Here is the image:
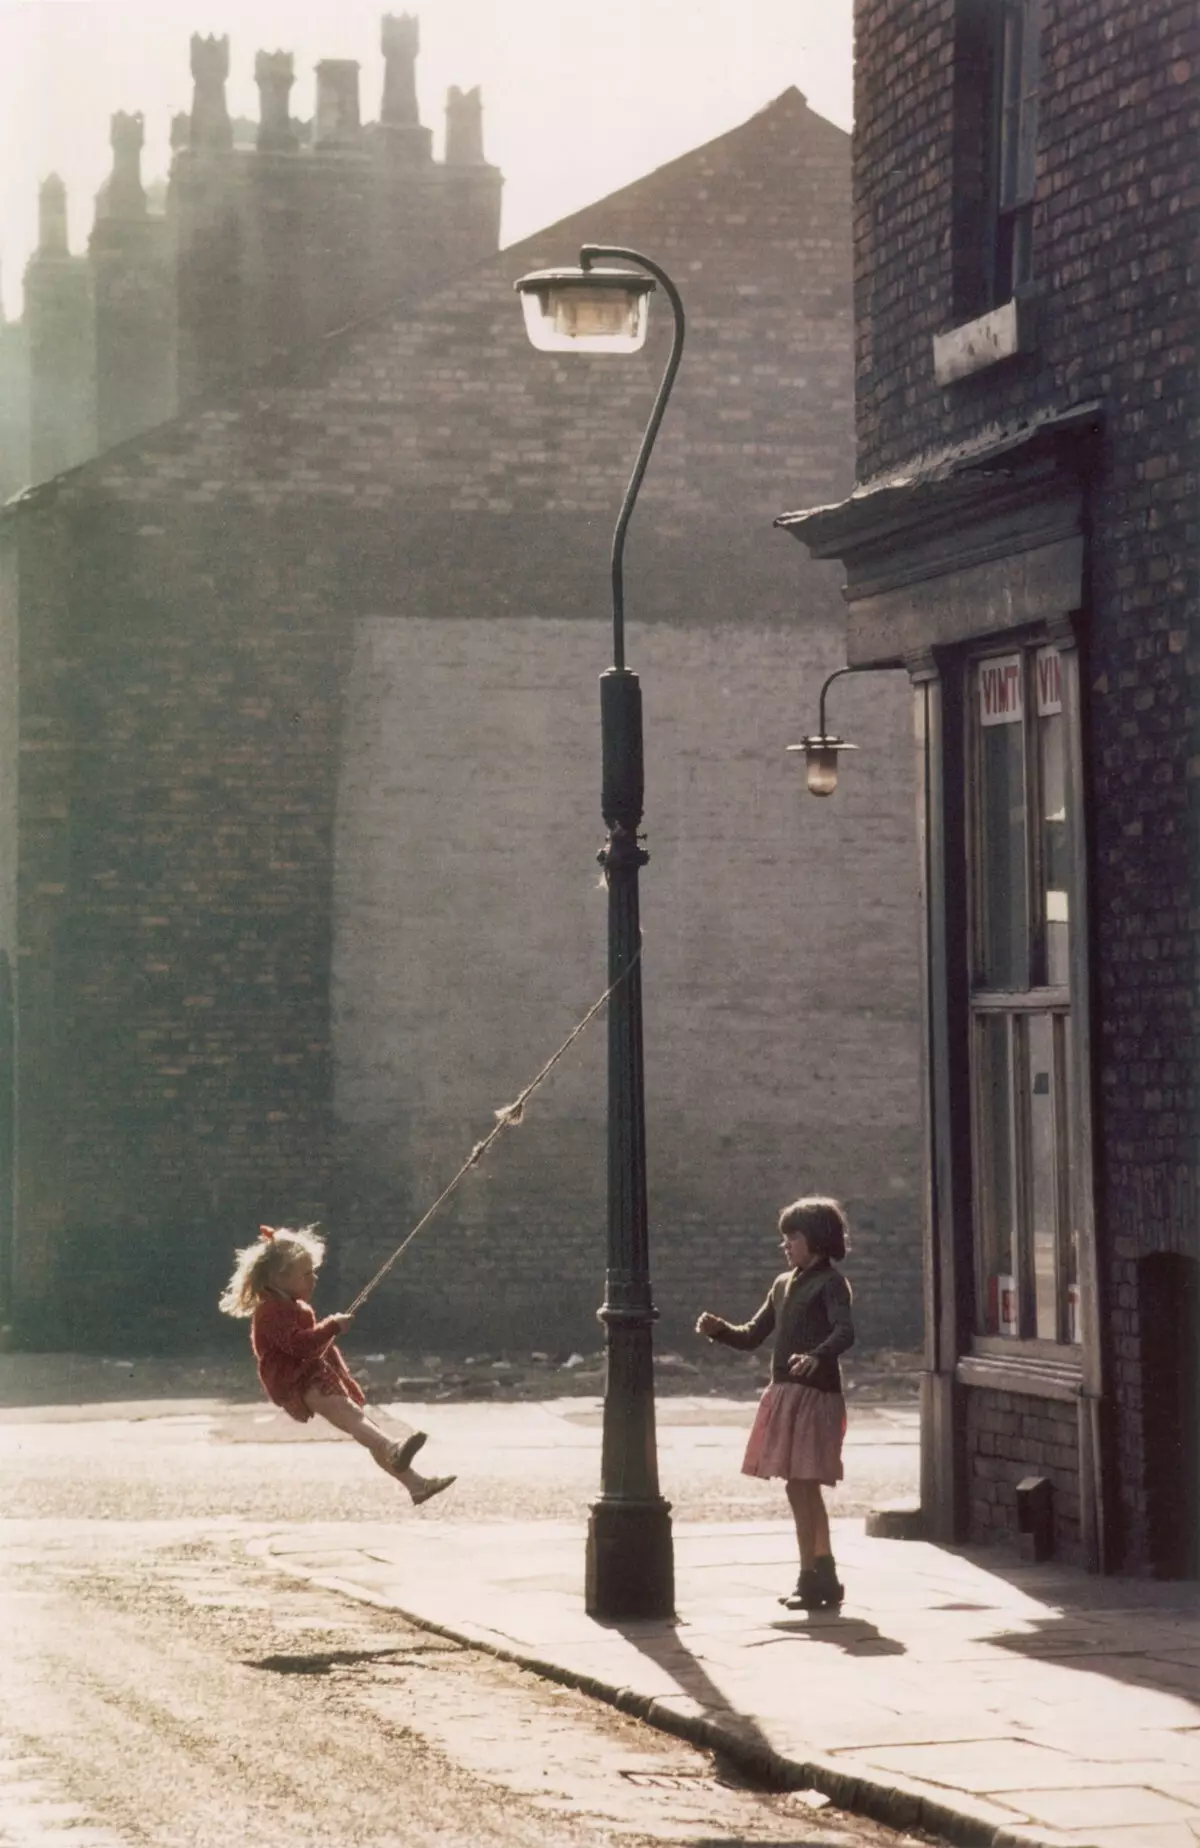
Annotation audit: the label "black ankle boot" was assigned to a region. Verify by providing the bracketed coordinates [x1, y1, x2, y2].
[812, 1554, 844, 1607]
[779, 1567, 822, 1609]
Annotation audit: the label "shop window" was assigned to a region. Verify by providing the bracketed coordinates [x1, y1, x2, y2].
[969, 644, 1079, 1344]
[952, 0, 1043, 318]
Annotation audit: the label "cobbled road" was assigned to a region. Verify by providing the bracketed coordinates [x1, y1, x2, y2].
[0, 1368, 923, 1847]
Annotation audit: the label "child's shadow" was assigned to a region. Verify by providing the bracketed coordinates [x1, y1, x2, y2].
[763, 1613, 906, 1657]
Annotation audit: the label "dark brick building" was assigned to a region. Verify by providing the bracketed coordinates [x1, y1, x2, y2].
[0, 15, 501, 495]
[782, 0, 1198, 1574]
[0, 89, 924, 1359]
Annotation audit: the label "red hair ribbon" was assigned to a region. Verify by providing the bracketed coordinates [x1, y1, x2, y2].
[258, 1225, 276, 1241]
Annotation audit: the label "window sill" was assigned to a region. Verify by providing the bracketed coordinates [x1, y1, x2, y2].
[957, 1342, 1082, 1402]
[932, 297, 1036, 386]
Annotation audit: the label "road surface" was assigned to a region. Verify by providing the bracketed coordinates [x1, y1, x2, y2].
[0, 1382, 921, 1846]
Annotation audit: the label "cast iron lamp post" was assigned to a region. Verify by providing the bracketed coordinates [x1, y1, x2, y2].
[787, 665, 861, 796]
[515, 245, 682, 1619]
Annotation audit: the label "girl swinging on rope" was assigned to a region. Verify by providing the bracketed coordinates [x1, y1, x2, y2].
[217, 948, 641, 1507]
[219, 1224, 456, 1506]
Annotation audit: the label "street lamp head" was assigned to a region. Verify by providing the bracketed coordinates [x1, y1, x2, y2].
[787, 735, 858, 798]
[514, 264, 656, 354]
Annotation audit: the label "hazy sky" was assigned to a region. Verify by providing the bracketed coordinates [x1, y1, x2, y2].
[0, 0, 853, 319]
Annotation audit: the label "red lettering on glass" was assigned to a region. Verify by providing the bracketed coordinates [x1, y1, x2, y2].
[1037, 650, 1063, 716]
[980, 657, 1023, 725]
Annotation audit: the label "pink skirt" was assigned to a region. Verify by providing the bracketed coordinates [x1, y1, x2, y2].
[742, 1381, 847, 1485]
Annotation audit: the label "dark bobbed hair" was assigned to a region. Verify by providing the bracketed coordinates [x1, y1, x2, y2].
[778, 1196, 849, 1262]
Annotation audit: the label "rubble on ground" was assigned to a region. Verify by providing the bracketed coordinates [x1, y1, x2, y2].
[357, 1344, 922, 1405]
[0, 1344, 923, 1408]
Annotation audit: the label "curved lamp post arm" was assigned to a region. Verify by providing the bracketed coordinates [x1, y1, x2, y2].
[816, 664, 861, 738]
[580, 245, 685, 672]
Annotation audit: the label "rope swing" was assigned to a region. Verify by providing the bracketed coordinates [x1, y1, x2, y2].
[343, 940, 642, 1316]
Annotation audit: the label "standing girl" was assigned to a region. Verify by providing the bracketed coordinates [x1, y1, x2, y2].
[219, 1224, 455, 1506]
[695, 1196, 854, 1609]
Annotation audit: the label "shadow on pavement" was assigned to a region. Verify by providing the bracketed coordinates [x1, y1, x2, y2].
[604, 1616, 787, 1774]
[764, 1613, 906, 1655]
[949, 1544, 1200, 1710]
[247, 1640, 460, 1675]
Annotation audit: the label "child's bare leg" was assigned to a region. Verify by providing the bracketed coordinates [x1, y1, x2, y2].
[785, 1478, 816, 1569]
[304, 1391, 432, 1498]
[809, 1483, 832, 1559]
[305, 1390, 394, 1465]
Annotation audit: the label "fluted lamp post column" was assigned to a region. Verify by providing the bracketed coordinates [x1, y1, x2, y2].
[514, 246, 683, 1619]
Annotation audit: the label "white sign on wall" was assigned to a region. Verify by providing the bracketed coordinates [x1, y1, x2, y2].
[979, 654, 1023, 726]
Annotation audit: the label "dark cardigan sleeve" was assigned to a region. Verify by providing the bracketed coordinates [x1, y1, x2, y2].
[809, 1271, 855, 1360]
[708, 1288, 777, 1351]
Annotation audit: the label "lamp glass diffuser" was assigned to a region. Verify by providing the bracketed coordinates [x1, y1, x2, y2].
[787, 736, 858, 798]
[516, 268, 654, 353]
[805, 745, 841, 798]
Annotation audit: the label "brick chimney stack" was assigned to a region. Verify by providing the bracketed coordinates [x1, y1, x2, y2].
[381, 13, 420, 126]
[379, 14, 432, 162]
[189, 34, 233, 154]
[256, 51, 298, 153]
[245, 49, 307, 374]
[90, 114, 175, 450]
[37, 174, 70, 254]
[173, 36, 240, 397]
[445, 86, 485, 166]
[25, 176, 95, 477]
[96, 112, 148, 221]
[314, 60, 362, 148]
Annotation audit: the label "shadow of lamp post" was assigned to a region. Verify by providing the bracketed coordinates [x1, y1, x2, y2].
[514, 244, 683, 1620]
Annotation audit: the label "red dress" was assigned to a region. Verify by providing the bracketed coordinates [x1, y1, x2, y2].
[251, 1292, 367, 1423]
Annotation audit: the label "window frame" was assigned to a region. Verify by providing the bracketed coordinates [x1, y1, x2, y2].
[991, 0, 1042, 298]
[952, 0, 1044, 318]
[965, 638, 1080, 1351]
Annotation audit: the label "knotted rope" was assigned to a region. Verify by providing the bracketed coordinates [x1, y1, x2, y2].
[343, 941, 642, 1316]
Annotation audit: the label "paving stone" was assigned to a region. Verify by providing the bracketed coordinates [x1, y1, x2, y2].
[1075, 1829, 1200, 1848]
[1008, 1785, 1200, 1829]
[254, 1511, 1200, 1848]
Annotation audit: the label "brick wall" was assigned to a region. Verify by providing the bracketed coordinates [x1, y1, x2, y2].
[0, 92, 926, 1353]
[333, 610, 917, 1349]
[3, 498, 352, 1345]
[852, 0, 1200, 1568]
[966, 1388, 1083, 1565]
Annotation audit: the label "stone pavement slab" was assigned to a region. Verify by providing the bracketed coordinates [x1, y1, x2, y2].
[251, 1513, 1200, 1848]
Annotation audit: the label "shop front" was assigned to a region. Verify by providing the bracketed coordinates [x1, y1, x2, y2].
[779, 405, 1107, 1567]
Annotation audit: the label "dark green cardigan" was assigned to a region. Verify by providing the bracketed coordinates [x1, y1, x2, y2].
[710, 1258, 854, 1392]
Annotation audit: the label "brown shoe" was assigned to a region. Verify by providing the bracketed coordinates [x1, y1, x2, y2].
[411, 1474, 456, 1507]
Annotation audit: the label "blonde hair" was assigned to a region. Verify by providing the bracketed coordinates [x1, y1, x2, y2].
[218, 1224, 326, 1318]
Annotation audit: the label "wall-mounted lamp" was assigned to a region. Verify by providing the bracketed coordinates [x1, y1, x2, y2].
[787, 666, 863, 797]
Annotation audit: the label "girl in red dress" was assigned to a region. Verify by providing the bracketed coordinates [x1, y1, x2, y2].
[220, 1224, 454, 1506]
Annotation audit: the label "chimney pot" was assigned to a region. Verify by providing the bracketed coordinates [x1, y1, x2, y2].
[189, 33, 233, 153]
[445, 86, 486, 166]
[314, 59, 362, 148]
[38, 174, 70, 254]
[256, 49, 298, 151]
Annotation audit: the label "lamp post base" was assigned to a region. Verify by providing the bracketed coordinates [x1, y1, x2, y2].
[585, 1498, 675, 1619]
